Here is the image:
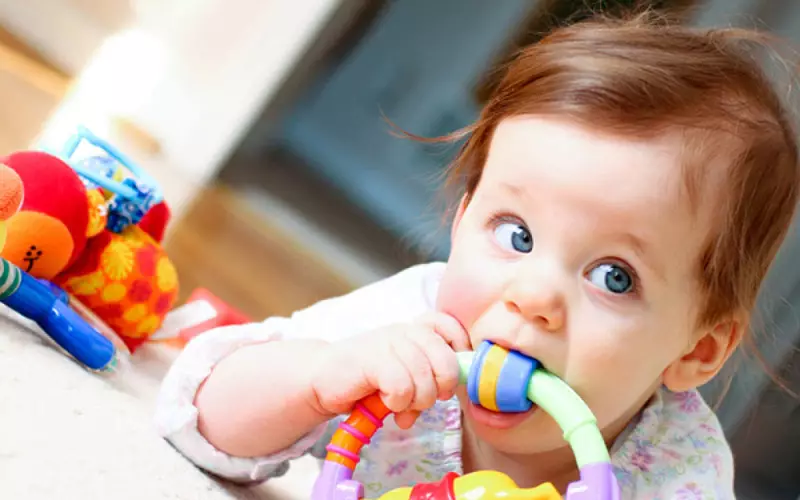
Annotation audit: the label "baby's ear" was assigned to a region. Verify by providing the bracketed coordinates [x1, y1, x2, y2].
[662, 317, 743, 392]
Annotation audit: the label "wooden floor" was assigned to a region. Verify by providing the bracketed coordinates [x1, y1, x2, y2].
[164, 185, 357, 321]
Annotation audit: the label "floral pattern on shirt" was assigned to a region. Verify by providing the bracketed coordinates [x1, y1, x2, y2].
[350, 388, 734, 499]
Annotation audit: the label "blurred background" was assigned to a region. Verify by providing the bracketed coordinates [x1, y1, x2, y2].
[0, 0, 798, 498]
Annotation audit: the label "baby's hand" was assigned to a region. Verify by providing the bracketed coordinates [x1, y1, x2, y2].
[310, 312, 469, 429]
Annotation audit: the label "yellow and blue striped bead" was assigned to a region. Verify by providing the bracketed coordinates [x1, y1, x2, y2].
[467, 340, 538, 413]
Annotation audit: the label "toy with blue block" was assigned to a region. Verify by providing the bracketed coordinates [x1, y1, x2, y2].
[0, 156, 117, 371]
[0, 126, 178, 354]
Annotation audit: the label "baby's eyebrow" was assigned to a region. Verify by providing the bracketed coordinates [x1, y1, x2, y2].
[499, 181, 526, 200]
[620, 232, 665, 282]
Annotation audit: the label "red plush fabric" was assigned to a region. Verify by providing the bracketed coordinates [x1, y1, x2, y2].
[2, 150, 179, 352]
[138, 200, 170, 242]
[57, 226, 179, 352]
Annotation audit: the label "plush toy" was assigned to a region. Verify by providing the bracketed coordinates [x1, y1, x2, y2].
[0, 160, 119, 370]
[57, 222, 178, 352]
[139, 200, 171, 243]
[0, 147, 179, 352]
[0, 151, 103, 279]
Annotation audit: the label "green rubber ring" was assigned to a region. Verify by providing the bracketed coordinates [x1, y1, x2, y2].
[456, 352, 610, 468]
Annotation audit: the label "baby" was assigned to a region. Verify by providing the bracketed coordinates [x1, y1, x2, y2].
[155, 13, 800, 499]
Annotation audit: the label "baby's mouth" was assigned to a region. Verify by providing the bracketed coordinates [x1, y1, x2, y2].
[462, 338, 544, 430]
[466, 400, 539, 430]
[479, 336, 539, 361]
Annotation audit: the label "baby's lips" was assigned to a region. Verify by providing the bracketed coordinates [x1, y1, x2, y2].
[0, 164, 23, 221]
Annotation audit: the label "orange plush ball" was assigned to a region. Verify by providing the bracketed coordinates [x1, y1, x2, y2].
[3, 211, 75, 277]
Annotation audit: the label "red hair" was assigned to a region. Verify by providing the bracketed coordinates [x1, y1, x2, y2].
[438, 13, 799, 329]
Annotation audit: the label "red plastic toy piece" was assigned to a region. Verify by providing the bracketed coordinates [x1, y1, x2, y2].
[177, 288, 251, 344]
[409, 471, 459, 500]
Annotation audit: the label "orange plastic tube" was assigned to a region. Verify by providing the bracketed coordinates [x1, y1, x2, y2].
[324, 393, 392, 469]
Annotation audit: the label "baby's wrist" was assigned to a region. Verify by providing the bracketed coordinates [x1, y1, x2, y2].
[307, 340, 360, 419]
[303, 340, 340, 418]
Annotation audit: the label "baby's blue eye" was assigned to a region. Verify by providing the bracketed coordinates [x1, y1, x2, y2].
[494, 222, 533, 253]
[588, 263, 633, 294]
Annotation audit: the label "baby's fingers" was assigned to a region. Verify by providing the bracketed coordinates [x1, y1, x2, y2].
[425, 312, 471, 352]
[368, 347, 415, 414]
[394, 410, 420, 430]
[390, 335, 438, 412]
[408, 325, 461, 401]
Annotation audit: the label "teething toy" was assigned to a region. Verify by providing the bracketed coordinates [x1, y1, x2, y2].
[61, 125, 163, 233]
[312, 341, 620, 500]
[56, 126, 178, 351]
[1, 127, 179, 352]
[0, 162, 117, 372]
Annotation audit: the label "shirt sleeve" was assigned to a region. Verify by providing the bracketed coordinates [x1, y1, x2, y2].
[153, 262, 444, 483]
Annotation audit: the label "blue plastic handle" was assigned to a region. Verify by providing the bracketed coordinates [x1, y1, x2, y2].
[2, 271, 116, 371]
[60, 125, 163, 203]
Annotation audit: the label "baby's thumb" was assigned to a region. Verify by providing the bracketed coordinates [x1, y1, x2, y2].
[394, 410, 420, 430]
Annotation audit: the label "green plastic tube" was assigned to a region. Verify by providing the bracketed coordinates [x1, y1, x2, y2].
[456, 352, 610, 468]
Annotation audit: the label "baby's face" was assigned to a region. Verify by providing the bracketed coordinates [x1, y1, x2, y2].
[436, 116, 714, 455]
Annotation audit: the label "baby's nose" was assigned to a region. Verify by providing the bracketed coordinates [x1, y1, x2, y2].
[0, 165, 23, 222]
[504, 275, 566, 332]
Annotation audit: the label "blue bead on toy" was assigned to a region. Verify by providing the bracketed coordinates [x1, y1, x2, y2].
[496, 350, 538, 412]
[467, 340, 539, 413]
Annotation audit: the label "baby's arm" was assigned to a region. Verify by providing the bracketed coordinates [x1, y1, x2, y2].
[154, 263, 444, 483]
[155, 321, 326, 482]
[194, 338, 331, 458]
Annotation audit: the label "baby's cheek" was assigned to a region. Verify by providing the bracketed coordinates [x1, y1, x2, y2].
[568, 341, 660, 427]
[436, 264, 493, 333]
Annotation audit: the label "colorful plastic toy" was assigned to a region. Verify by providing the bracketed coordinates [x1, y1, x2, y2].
[0, 259, 118, 371]
[1, 127, 179, 352]
[61, 125, 163, 233]
[0, 162, 116, 372]
[312, 341, 620, 500]
[176, 288, 251, 344]
[149, 288, 252, 348]
[56, 126, 179, 352]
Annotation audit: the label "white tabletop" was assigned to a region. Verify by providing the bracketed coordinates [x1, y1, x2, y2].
[0, 306, 318, 499]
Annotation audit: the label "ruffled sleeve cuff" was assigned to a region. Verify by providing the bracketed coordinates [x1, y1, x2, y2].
[153, 320, 328, 483]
